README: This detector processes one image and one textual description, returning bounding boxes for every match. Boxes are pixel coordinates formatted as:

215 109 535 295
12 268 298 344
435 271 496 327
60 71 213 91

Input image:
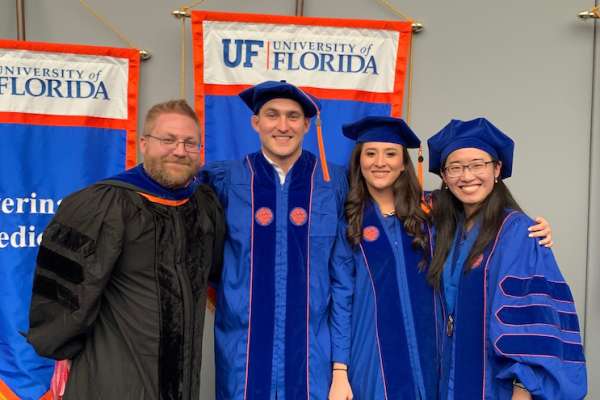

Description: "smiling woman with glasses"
427 118 587 400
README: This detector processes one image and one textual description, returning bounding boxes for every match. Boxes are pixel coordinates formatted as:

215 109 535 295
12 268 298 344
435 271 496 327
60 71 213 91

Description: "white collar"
262 152 288 185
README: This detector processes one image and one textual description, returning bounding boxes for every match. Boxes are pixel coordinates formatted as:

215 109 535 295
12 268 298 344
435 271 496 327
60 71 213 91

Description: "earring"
443 184 448 190
494 177 498 183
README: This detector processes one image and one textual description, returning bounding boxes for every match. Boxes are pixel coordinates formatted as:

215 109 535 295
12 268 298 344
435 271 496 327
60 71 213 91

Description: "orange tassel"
207 286 217 313
296 86 330 182
315 114 330 182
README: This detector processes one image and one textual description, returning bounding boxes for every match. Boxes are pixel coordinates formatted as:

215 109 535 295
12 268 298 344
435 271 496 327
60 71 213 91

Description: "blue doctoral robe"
335 200 439 399
201 151 351 400
438 211 587 399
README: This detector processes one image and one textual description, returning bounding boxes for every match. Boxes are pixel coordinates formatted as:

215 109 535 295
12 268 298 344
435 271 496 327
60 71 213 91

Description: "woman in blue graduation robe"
427 118 587 399
328 117 440 400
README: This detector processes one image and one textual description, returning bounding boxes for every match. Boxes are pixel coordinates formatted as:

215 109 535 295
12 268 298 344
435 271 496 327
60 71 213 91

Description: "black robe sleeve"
27 184 126 360
197 184 226 287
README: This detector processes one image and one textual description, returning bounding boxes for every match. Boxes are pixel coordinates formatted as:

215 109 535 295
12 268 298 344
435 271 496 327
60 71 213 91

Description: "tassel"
417 145 432 214
417 145 424 188
296 86 330 182
315 113 330 182
207 285 217 313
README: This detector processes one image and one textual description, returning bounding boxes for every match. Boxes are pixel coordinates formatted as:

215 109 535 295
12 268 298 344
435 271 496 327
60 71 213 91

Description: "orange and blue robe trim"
201 150 350 400
437 211 587 399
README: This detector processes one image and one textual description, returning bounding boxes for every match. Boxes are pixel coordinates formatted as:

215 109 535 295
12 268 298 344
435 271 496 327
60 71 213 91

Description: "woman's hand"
528 216 553 247
512 385 532 400
328 363 353 400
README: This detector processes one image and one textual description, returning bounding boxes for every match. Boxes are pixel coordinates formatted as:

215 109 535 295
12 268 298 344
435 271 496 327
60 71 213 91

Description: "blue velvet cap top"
239 80 320 118
342 116 421 148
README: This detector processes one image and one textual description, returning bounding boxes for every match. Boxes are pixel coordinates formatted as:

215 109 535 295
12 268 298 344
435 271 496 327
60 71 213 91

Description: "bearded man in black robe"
27 99 225 400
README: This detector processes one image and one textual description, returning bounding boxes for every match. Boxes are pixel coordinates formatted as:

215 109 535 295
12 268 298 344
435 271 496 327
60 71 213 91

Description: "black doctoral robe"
28 168 225 400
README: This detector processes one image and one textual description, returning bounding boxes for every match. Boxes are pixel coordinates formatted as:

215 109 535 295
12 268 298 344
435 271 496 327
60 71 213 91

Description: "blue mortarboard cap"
342 116 421 148
427 118 514 178
239 80 320 118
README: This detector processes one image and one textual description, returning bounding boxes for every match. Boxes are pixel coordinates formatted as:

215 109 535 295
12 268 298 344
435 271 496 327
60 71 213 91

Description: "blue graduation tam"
427 118 514 178
342 116 421 148
239 80 320 118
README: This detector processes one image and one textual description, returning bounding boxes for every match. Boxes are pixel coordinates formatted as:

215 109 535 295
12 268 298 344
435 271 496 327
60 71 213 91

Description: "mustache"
162 157 193 166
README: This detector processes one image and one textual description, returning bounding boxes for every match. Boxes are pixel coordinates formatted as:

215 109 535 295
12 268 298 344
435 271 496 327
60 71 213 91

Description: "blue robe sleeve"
324 164 352 364
325 162 349 220
329 220 355 365
489 213 587 399
197 161 231 289
198 161 231 208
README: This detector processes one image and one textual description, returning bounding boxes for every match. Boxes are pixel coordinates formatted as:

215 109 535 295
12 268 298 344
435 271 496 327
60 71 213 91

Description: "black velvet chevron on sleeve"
32 273 80 311
44 221 96 257
37 245 84 284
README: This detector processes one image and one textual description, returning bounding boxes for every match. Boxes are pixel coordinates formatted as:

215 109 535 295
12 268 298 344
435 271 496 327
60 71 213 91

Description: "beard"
143 155 198 189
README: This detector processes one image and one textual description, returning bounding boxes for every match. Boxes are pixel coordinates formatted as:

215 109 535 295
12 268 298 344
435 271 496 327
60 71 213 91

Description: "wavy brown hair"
345 143 429 255
427 175 522 288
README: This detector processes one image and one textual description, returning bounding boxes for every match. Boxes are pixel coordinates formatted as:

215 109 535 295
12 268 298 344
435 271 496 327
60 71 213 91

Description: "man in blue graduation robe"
201 81 352 400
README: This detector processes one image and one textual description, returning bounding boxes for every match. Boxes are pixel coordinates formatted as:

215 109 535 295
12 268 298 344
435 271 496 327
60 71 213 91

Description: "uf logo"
222 39 264 68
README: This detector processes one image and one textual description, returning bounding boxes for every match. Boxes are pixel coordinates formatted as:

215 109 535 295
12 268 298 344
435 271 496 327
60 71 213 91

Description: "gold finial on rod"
172 9 190 19
578 6 600 19
139 50 152 61
411 22 424 33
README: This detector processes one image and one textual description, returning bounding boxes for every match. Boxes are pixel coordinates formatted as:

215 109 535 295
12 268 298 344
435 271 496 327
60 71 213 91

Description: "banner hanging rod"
172 9 423 33
16 0 26 40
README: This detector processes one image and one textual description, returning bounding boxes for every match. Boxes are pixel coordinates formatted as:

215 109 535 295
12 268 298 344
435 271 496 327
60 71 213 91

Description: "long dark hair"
345 143 429 254
427 175 522 288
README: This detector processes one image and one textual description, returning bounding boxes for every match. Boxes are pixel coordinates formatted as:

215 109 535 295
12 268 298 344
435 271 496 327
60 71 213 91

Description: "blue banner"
0 39 139 400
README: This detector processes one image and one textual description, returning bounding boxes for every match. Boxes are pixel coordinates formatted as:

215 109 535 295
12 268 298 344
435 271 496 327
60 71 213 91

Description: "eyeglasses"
144 134 201 153
443 160 496 178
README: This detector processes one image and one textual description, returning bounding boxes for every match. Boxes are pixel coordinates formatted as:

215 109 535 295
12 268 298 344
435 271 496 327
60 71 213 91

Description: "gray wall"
2 0 598 397
0 2 16 38
586 0 600 396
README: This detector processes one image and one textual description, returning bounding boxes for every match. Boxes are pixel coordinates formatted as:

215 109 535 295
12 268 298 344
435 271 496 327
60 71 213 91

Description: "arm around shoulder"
197 160 232 206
